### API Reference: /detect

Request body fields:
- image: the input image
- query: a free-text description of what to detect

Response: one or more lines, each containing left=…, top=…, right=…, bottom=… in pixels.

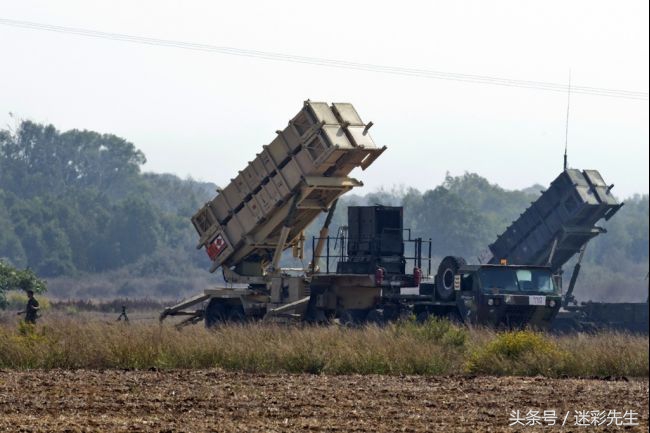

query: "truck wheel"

left=382, top=305, right=400, bottom=322
left=338, top=309, right=357, bottom=327
left=305, top=289, right=328, bottom=324
left=435, top=256, right=466, bottom=301
left=227, top=306, right=246, bottom=323
left=446, top=311, right=462, bottom=325
left=416, top=310, right=430, bottom=323
left=366, top=309, right=385, bottom=325
left=204, top=299, right=227, bottom=328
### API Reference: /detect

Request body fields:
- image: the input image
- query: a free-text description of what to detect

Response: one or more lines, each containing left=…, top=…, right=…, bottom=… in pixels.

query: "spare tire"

left=435, top=256, right=466, bottom=301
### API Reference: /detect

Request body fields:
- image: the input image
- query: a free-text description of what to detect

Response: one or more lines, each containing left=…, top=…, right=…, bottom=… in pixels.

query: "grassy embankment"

left=0, top=314, right=647, bottom=377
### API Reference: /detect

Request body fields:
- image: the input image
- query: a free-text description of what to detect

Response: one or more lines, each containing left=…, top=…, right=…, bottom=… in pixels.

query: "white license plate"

left=529, top=295, right=546, bottom=306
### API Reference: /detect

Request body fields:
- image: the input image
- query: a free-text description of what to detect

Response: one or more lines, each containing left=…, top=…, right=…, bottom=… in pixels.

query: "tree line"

left=0, top=120, right=647, bottom=301
left=0, top=120, right=214, bottom=278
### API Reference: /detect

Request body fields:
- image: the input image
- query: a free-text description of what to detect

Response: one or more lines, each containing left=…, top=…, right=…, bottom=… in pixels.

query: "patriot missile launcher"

left=161, top=101, right=388, bottom=325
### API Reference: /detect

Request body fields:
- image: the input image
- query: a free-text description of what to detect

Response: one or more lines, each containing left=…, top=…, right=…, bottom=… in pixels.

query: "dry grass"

left=0, top=313, right=647, bottom=377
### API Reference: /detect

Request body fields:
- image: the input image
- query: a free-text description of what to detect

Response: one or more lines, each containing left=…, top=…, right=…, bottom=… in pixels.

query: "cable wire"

left=1, top=17, right=647, bottom=100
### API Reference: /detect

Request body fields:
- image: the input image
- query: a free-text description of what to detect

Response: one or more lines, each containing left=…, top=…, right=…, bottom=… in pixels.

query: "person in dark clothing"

left=18, top=290, right=40, bottom=324
left=117, top=305, right=129, bottom=322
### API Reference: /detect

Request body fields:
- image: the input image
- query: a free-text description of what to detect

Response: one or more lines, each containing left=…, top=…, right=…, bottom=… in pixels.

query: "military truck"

left=393, top=263, right=562, bottom=328
left=311, top=205, right=563, bottom=328
left=429, top=168, right=647, bottom=334
left=481, top=168, right=647, bottom=332
left=334, top=169, right=627, bottom=329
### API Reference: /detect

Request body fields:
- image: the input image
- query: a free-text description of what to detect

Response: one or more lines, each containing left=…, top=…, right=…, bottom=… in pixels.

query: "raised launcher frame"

left=191, top=101, right=385, bottom=278
left=489, top=169, right=632, bottom=332
left=488, top=169, right=622, bottom=273
left=161, top=101, right=386, bottom=326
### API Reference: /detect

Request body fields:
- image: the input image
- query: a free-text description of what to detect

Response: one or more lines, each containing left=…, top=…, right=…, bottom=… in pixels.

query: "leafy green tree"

left=0, top=120, right=146, bottom=198
left=103, top=197, right=162, bottom=269
left=442, top=172, right=540, bottom=236
left=588, top=194, right=649, bottom=265
left=402, top=186, right=491, bottom=258
left=6, top=196, right=75, bottom=276
left=0, top=190, right=27, bottom=267
left=0, top=260, right=46, bottom=309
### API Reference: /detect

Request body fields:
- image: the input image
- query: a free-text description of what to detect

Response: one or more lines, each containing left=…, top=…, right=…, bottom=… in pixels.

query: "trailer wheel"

left=338, top=309, right=356, bottom=327
left=435, top=256, right=466, bottom=301
left=338, top=309, right=369, bottom=327
left=204, top=299, right=227, bottom=328
left=227, top=306, right=246, bottom=323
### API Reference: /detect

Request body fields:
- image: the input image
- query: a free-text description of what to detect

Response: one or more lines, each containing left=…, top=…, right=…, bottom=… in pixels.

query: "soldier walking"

left=17, top=290, right=40, bottom=324
left=117, top=305, right=129, bottom=322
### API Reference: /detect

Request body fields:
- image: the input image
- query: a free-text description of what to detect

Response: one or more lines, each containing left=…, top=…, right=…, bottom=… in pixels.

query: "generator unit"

left=337, top=206, right=405, bottom=275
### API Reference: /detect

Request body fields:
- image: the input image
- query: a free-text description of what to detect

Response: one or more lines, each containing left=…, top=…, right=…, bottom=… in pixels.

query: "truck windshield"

left=479, top=268, right=556, bottom=293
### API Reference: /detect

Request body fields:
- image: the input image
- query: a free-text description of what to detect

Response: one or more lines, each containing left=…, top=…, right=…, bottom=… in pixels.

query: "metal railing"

left=310, top=229, right=432, bottom=276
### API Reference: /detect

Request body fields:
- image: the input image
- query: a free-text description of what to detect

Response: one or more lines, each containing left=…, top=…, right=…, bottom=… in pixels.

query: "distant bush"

left=466, top=330, right=570, bottom=376
left=49, top=298, right=167, bottom=313
left=5, top=292, right=51, bottom=311
left=395, top=316, right=468, bottom=347
left=0, top=260, right=47, bottom=309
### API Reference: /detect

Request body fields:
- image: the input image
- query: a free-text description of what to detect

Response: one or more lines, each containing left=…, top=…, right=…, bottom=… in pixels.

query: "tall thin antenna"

left=563, top=69, right=571, bottom=171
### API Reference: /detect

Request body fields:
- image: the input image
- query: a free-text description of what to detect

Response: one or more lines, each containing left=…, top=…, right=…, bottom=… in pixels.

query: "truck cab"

left=454, top=264, right=562, bottom=328
left=416, top=262, right=561, bottom=328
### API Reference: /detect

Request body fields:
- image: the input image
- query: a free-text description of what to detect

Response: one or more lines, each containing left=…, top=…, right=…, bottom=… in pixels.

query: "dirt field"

left=0, top=371, right=647, bottom=432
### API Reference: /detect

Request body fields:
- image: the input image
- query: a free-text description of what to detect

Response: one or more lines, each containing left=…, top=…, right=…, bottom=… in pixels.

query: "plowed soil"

left=0, top=370, right=647, bottom=432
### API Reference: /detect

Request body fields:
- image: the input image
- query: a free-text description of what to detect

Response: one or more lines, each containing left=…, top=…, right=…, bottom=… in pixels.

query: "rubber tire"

left=338, top=309, right=356, bottom=327
left=416, top=310, right=430, bottom=323
left=227, top=306, right=246, bottom=323
left=366, top=309, right=385, bottom=326
left=446, top=310, right=463, bottom=325
left=435, top=256, right=467, bottom=301
left=304, top=288, right=329, bottom=324
left=204, top=299, right=227, bottom=328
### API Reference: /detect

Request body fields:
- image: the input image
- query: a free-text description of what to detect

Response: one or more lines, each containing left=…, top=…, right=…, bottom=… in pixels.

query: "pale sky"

left=1, top=0, right=648, bottom=198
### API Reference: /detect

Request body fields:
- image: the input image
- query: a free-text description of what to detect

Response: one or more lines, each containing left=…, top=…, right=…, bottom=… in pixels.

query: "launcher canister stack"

left=191, top=101, right=385, bottom=276
left=488, top=169, right=622, bottom=271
